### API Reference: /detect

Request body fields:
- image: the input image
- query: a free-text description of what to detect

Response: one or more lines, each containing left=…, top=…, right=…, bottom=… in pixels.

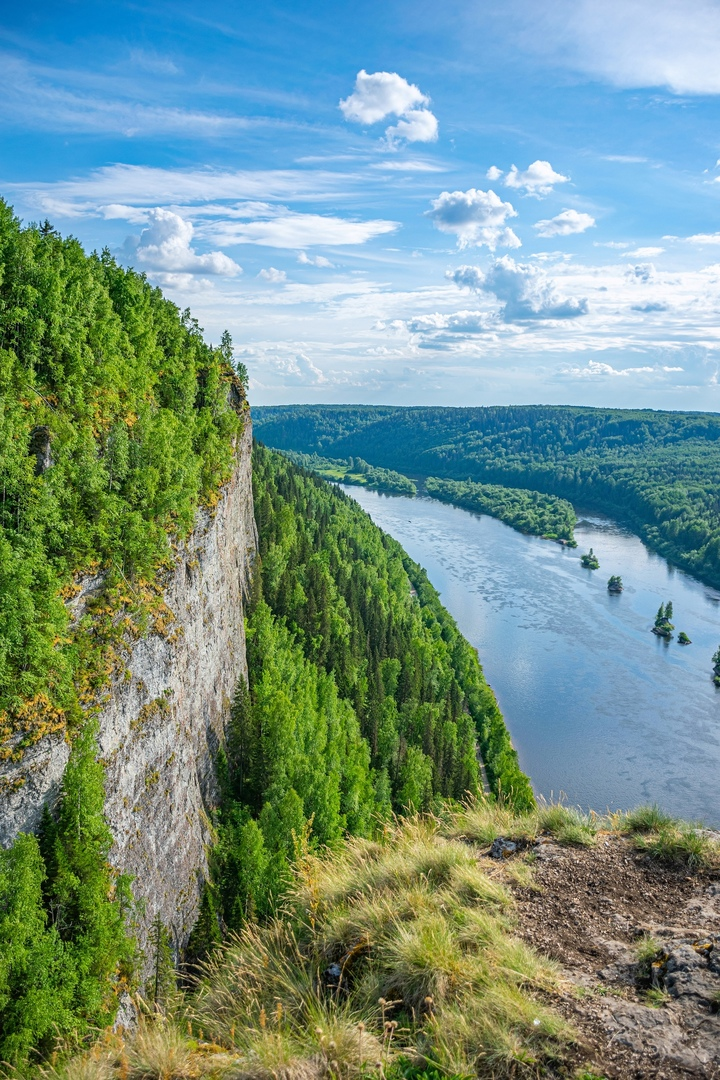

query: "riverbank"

left=341, top=487, right=720, bottom=825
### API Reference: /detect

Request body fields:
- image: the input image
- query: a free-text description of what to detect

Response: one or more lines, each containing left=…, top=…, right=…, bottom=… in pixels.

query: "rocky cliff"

left=0, top=418, right=257, bottom=958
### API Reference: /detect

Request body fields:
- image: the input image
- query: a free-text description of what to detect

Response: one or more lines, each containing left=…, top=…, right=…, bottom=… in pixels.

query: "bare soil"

left=506, top=834, right=720, bottom=1078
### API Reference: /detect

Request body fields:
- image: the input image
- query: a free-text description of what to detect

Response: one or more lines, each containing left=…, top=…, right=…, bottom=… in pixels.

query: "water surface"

left=341, top=485, right=720, bottom=824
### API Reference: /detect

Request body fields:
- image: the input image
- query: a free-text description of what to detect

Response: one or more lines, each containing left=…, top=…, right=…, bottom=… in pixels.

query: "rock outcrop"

left=0, top=418, right=257, bottom=960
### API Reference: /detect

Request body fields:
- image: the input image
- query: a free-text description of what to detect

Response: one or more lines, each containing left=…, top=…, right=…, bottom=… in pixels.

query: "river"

left=340, top=485, right=720, bottom=825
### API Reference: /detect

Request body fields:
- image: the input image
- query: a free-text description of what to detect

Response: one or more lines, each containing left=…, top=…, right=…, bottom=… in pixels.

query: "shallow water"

left=340, top=485, right=720, bottom=825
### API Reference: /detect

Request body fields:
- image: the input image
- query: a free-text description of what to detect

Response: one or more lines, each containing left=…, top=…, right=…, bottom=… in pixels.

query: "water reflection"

left=341, top=487, right=720, bottom=824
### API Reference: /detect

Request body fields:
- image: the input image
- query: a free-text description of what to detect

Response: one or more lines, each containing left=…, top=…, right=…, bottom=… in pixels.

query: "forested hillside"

left=204, top=446, right=533, bottom=932
left=0, top=202, right=246, bottom=1064
left=0, top=200, right=246, bottom=746
left=254, top=404, right=720, bottom=587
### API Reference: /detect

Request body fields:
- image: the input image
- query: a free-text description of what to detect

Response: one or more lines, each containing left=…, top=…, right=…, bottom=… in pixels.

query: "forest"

left=254, top=404, right=720, bottom=587
left=280, top=449, right=417, bottom=496
left=0, top=206, right=531, bottom=1067
left=424, top=477, right=576, bottom=542
left=0, top=199, right=246, bottom=751
left=203, top=447, right=532, bottom=934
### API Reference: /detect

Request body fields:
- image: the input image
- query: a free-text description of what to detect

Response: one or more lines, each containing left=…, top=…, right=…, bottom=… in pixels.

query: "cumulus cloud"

left=130, top=208, right=241, bottom=276
left=385, top=108, right=438, bottom=145
left=625, top=263, right=655, bottom=283
left=297, top=251, right=333, bottom=267
left=257, top=267, right=287, bottom=282
left=534, top=209, right=595, bottom=237
left=448, top=256, right=589, bottom=321
left=405, top=311, right=493, bottom=334
left=426, top=188, right=520, bottom=249
left=340, top=69, right=438, bottom=144
left=487, top=160, right=569, bottom=197
left=273, top=352, right=327, bottom=384
left=631, top=301, right=669, bottom=312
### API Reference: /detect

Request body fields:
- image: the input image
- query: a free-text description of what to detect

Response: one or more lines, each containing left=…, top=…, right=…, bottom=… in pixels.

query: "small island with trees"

left=677, top=631, right=692, bottom=645
left=713, top=647, right=720, bottom=684
left=581, top=548, right=600, bottom=569
left=607, top=575, right=623, bottom=593
left=652, top=601, right=674, bottom=638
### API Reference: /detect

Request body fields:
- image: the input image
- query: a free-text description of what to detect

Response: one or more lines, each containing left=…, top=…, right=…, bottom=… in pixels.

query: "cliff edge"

left=0, top=419, right=257, bottom=956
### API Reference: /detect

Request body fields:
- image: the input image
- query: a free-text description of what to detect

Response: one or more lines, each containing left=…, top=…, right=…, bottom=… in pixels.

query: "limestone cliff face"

left=0, top=418, right=257, bottom=959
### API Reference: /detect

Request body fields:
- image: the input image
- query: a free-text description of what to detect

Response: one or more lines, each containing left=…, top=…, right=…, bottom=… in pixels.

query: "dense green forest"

left=205, top=446, right=533, bottom=934
left=280, top=449, right=416, bottom=495
left=0, top=212, right=531, bottom=1066
left=254, top=404, right=720, bottom=587
left=425, top=477, right=576, bottom=541
left=0, top=200, right=246, bottom=751
left=0, top=203, right=245, bottom=1064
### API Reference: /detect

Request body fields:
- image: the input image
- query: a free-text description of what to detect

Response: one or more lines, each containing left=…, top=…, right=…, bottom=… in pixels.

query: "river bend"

left=341, top=485, right=720, bottom=825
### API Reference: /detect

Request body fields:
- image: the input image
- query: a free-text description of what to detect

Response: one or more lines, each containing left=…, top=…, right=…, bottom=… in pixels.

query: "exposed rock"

left=490, top=837, right=517, bottom=859
left=28, top=425, right=53, bottom=475
left=0, top=419, right=258, bottom=964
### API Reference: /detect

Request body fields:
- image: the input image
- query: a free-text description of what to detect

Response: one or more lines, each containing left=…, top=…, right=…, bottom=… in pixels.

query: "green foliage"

left=580, top=548, right=599, bottom=570
left=253, top=444, right=532, bottom=812
left=425, top=476, right=576, bottom=541
left=0, top=200, right=244, bottom=743
left=282, top=449, right=417, bottom=496
left=607, top=575, right=623, bottom=591
left=146, top=915, right=176, bottom=1009
left=253, top=403, right=720, bottom=589
left=653, top=601, right=674, bottom=637
left=0, top=721, right=135, bottom=1064
left=210, top=447, right=533, bottom=934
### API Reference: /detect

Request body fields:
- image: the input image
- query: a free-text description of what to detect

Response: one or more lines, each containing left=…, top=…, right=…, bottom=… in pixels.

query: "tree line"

left=198, top=445, right=533, bottom=943
left=253, top=404, right=720, bottom=587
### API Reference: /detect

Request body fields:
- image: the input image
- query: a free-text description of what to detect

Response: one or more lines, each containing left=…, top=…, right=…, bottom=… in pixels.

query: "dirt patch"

left=507, top=834, right=720, bottom=1078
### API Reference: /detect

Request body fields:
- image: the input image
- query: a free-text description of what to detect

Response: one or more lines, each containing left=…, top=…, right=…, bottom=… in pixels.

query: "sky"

left=3, top=0, right=720, bottom=410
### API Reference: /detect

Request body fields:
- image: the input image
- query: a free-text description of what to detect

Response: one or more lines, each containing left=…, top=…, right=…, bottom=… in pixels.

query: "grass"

left=16, top=798, right=720, bottom=1080
left=614, top=805, right=720, bottom=870
left=444, top=798, right=598, bottom=849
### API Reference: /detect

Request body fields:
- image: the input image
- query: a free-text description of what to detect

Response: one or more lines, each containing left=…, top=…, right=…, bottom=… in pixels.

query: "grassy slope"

left=47, top=801, right=720, bottom=1080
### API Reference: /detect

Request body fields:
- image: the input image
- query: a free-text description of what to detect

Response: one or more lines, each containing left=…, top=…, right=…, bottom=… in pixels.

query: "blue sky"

left=3, top=0, right=720, bottom=409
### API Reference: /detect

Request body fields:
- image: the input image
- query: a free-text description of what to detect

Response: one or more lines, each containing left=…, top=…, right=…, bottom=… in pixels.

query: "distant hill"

left=254, top=403, right=720, bottom=587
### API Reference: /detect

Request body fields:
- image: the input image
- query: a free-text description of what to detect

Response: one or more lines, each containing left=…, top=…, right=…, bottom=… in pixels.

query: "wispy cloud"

left=534, top=209, right=595, bottom=237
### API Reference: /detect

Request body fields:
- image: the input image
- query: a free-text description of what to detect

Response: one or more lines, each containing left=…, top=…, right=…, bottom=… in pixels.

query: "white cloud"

left=560, top=359, right=682, bottom=378
left=594, top=241, right=631, bottom=249
left=448, top=256, right=589, bottom=321
left=406, top=311, right=493, bottom=334
left=426, top=188, right=520, bottom=249
left=272, top=353, right=327, bottom=385
left=204, top=205, right=398, bottom=248
left=489, top=160, right=569, bottom=196
left=631, top=301, right=670, bottom=312
left=625, top=263, right=655, bottom=282
left=298, top=252, right=334, bottom=267
left=686, top=232, right=720, bottom=244
left=518, top=0, right=720, bottom=95
left=385, top=109, right=438, bottom=146
left=534, top=209, right=595, bottom=237
left=622, top=246, right=665, bottom=257
left=340, top=69, right=438, bottom=144
left=257, top=267, right=287, bottom=282
left=130, top=208, right=241, bottom=276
